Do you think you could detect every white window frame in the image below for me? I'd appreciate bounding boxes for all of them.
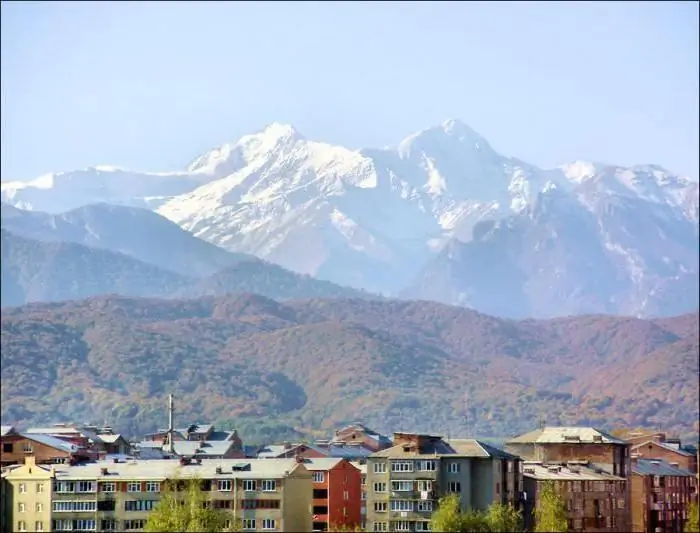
[17,521,27,532]
[22,442,33,453]
[312,471,325,483]
[418,460,436,471]
[127,482,141,493]
[373,482,387,493]
[77,481,96,493]
[448,481,461,493]
[448,462,461,474]
[101,482,117,493]
[417,500,433,512]
[242,518,256,530]
[218,479,232,492]
[19,483,27,494]
[242,479,256,491]
[417,480,433,492]
[74,520,96,531]
[36,503,43,512]
[374,501,387,512]
[391,481,413,492]
[53,520,73,531]
[390,500,413,512]
[18,502,26,513]
[36,483,44,493]
[373,522,388,532]
[391,461,413,472]
[261,518,276,530]
[373,462,387,474]
[261,479,276,492]
[145,481,160,493]
[35,522,44,532]
[394,521,411,532]
[54,481,74,493]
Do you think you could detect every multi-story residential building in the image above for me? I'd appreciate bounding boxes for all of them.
[1,430,91,468]
[1,457,313,533]
[365,433,521,533]
[303,458,362,532]
[521,461,628,533]
[1,456,55,533]
[631,440,698,475]
[630,458,698,533]
[351,461,368,530]
[134,424,245,460]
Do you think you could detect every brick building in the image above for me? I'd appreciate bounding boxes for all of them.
[631,441,698,475]
[303,458,362,532]
[630,458,697,533]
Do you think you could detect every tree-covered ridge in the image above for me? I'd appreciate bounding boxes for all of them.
[1,294,697,440]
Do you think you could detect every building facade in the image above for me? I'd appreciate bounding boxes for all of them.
[365,433,521,533]
[522,461,628,533]
[304,458,362,532]
[630,458,697,533]
[1,457,313,533]
[1,431,90,468]
[631,441,698,475]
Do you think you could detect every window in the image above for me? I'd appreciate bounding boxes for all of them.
[344,490,349,500]
[53,520,73,531]
[392,481,413,492]
[17,521,26,532]
[124,519,146,531]
[22,442,33,453]
[417,501,433,512]
[218,479,232,492]
[415,522,431,532]
[77,481,96,493]
[448,462,461,474]
[261,518,276,530]
[312,471,325,483]
[390,500,413,512]
[53,501,98,512]
[261,479,276,492]
[125,500,157,512]
[373,462,387,474]
[243,479,256,491]
[374,501,387,512]
[373,522,388,532]
[448,481,461,493]
[35,522,44,532]
[508,461,513,473]
[101,520,117,532]
[19,483,27,494]
[418,460,436,471]
[394,521,411,532]
[18,502,26,513]
[127,482,141,492]
[36,503,43,512]
[2,443,12,453]
[146,481,160,492]
[101,482,116,493]
[391,461,413,472]
[361,475,366,486]
[36,483,44,493]
[54,482,74,493]
[417,480,433,492]
[373,482,387,493]
[242,519,256,530]
[74,520,96,531]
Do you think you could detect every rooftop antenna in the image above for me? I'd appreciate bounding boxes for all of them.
[464,390,471,438]
[539,413,546,430]
[167,394,175,454]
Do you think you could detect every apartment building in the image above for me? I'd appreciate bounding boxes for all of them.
[303,458,362,532]
[365,433,521,533]
[1,456,313,533]
[25,425,131,457]
[631,441,698,475]
[351,461,368,530]
[331,424,393,453]
[630,458,698,533]
[521,461,628,533]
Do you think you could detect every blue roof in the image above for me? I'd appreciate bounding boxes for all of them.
[22,433,81,453]
[633,458,695,477]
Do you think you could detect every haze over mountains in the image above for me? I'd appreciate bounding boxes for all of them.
[2,119,698,318]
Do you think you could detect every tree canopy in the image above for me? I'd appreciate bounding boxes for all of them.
[534,480,568,533]
[430,494,523,532]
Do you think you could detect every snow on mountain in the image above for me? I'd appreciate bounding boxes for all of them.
[2,119,698,310]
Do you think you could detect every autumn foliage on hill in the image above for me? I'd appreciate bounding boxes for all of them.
[1,293,697,439]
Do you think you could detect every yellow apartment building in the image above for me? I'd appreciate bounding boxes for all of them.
[1,457,313,533]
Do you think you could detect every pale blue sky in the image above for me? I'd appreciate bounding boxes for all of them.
[1,1,698,180]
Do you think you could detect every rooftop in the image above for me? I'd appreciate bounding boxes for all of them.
[631,440,696,457]
[49,458,308,481]
[507,427,627,445]
[298,457,347,471]
[633,458,696,477]
[22,433,83,454]
[522,462,625,481]
[447,439,518,459]
[0,425,15,437]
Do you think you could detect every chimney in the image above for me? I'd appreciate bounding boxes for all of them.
[167,394,176,455]
[100,467,109,476]
[25,456,37,467]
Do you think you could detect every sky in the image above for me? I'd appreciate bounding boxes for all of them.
[1,0,698,181]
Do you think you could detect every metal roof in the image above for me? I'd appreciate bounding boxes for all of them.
[50,458,307,481]
[0,425,15,437]
[633,458,696,477]
[21,433,83,453]
[447,439,518,459]
[631,440,695,457]
[507,427,626,445]
[522,462,625,481]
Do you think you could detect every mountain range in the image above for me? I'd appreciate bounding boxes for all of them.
[1,293,697,440]
[2,118,698,318]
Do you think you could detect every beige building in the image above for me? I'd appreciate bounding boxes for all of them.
[1,457,313,533]
[365,433,522,533]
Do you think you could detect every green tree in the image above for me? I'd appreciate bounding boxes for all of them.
[144,475,241,532]
[534,480,568,533]
[687,500,700,533]
[484,502,523,532]
[431,494,468,532]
